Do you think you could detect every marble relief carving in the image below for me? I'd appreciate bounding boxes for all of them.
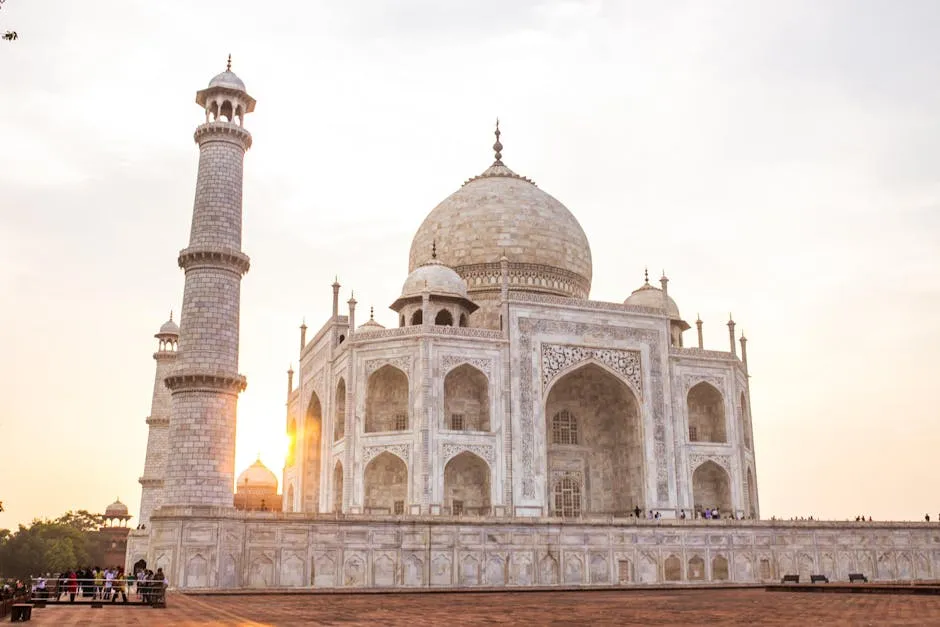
[541,344,642,395]
[363,444,411,465]
[519,318,668,502]
[441,354,493,376]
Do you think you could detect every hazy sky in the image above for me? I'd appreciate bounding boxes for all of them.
[1,1,938,529]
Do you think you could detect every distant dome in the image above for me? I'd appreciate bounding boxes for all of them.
[158,314,179,337]
[105,499,129,518]
[208,70,246,92]
[401,258,468,300]
[236,459,278,492]
[624,281,681,319]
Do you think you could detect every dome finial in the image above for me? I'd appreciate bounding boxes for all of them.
[370,306,375,320]
[493,118,503,165]
[169,309,173,322]
[226,54,232,72]
[644,267,649,285]
[432,240,437,259]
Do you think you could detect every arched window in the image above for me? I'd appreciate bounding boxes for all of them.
[551,409,578,445]
[399,314,405,328]
[458,313,468,327]
[220,100,233,122]
[552,476,581,518]
[338,334,345,344]
[435,309,454,326]
[410,310,423,325]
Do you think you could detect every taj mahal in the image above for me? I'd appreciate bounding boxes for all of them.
[126,61,939,589]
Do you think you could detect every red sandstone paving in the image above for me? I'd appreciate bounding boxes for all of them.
[26,589,940,626]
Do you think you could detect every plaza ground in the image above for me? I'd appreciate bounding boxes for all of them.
[24,587,940,626]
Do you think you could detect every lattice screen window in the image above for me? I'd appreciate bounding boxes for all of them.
[452,500,464,515]
[450,413,465,430]
[552,476,581,518]
[395,413,407,430]
[689,426,699,442]
[551,410,578,445]
[394,500,404,515]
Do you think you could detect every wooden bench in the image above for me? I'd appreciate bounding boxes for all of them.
[810,575,829,583]
[780,574,800,584]
[10,603,33,622]
[848,573,868,583]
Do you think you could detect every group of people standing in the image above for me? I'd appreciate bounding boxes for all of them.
[33,566,167,604]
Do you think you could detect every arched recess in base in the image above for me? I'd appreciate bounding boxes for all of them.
[443,451,491,515]
[692,460,732,515]
[363,452,408,514]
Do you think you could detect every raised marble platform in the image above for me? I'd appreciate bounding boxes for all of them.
[129,508,940,590]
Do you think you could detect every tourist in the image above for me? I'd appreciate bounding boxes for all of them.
[110,568,129,603]
[926,514,930,522]
[680,510,686,520]
[66,570,78,603]
[93,566,104,599]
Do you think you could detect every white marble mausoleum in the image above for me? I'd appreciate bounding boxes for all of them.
[126,61,940,590]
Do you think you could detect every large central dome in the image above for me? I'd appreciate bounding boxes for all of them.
[408,126,592,300]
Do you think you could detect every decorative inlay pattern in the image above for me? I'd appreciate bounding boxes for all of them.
[363,444,410,465]
[518,317,668,503]
[442,443,496,466]
[541,344,641,395]
[684,374,724,393]
[441,355,493,377]
[365,357,411,377]
[688,453,732,474]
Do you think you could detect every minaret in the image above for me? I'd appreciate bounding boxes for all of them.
[137,313,179,526]
[162,57,255,508]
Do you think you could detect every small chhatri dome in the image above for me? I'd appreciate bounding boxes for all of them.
[105,498,129,518]
[624,271,682,319]
[400,250,468,300]
[208,54,247,92]
[158,311,179,337]
[358,306,386,332]
[236,457,278,491]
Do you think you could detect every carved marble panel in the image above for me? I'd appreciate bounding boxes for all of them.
[541,344,642,395]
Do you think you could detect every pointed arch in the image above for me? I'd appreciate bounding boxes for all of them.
[443,451,491,515]
[286,418,297,466]
[363,451,407,514]
[303,391,323,511]
[434,309,454,326]
[687,382,727,443]
[458,313,468,327]
[740,391,752,449]
[745,466,758,518]
[443,363,490,432]
[365,365,409,432]
[334,378,346,441]
[544,357,641,403]
[410,310,423,325]
[545,362,644,516]
[692,460,732,514]
[333,461,344,513]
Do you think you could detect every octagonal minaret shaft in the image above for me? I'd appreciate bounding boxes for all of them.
[137,314,179,526]
[162,58,255,508]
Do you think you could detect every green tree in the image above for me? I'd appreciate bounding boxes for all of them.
[0,513,102,578]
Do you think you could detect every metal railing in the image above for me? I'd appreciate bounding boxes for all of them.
[29,577,166,607]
